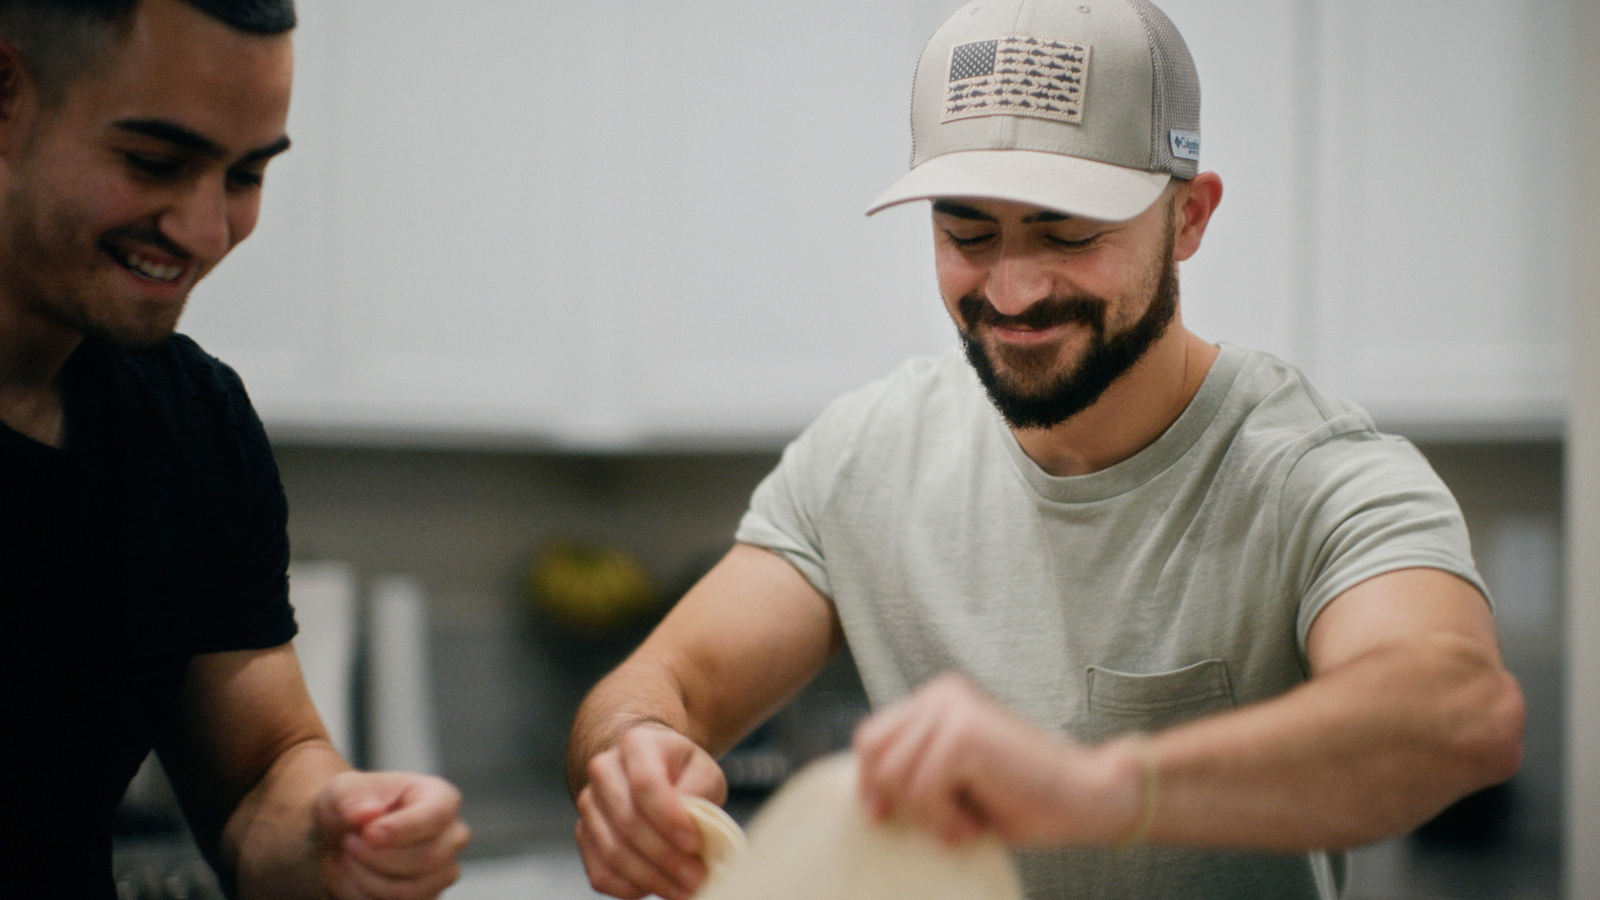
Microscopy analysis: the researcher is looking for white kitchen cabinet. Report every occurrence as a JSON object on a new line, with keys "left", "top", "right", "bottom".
{"left": 1156, "top": 0, "right": 1303, "bottom": 365}
{"left": 181, "top": 0, "right": 1572, "bottom": 449}
{"left": 184, "top": 0, "right": 957, "bottom": 449}
{"left": 1302, "top": 0, "right": 1573, "bottom": 437}
{"left": 1168, "top": 0, "right": 1572, "bottom": 439}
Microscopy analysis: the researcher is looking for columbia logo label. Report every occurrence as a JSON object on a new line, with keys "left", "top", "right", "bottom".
{"left": 1169, "top": 130, "right": 1201, "bottom": 162}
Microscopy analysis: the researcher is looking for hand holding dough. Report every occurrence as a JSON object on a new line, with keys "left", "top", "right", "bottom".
{"left": 682, "top": 795, "right": 747, "bottom": 870}
{"left": 690, "top": 753, "right": 1022, "bottom": 900}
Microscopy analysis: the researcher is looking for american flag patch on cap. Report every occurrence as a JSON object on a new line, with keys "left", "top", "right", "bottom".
{"left": 943, "top": 35, "right": 1089, "bottom": 125}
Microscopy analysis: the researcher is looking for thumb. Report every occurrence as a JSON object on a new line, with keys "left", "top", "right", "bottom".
{"left": 315, "top": 771, "right": 400, "bottom": 843}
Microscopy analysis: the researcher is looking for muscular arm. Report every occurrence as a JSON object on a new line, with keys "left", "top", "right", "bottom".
{"left": 856, "top": 567, "right": 1525, "bottom": 851}
{"left": 157, "top": 645, "right": 344, "bottom": 898}
{"left": 157, "top": 644, "right": 467, "bottom": 900}
{"left": 567, "top": 543, "right": 844, "bottom": 793}
{"left": 567, "top": 543, "right": 842, "bottom": 900}
{"left": 1145, "top": 566, "right": 1524, "bottom": 849}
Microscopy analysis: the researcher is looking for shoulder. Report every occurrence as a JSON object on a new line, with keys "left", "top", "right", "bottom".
{"left": 82, "top": 334, "right": 254, "bottom": 420}
{"left": 1193, "top": 346, "right": 1455, "bottom": 518}
{"left": 805, "top": 349, "right": 984, "bottom": 444}
{"left": 751, "top": 349, "right": 986, "bottom": 507}
{"left": 1224, "top": 346, "right": 1370, "bottom": 436}
{"left": 71, "top": 334, "right": 250, "bottom": 412}
{"left": 72, "top": 335, "right": 271, "bottom": 474}
{"left": 1216, "top": 346, "right": 1394, "bottom": 470}
{"left": 1216, "top": 347, "right": 1459, "bottom": 525}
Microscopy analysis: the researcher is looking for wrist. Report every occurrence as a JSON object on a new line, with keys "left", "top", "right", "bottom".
{"left": 1106, "top": 734, "right": 1159, "bottom": 849}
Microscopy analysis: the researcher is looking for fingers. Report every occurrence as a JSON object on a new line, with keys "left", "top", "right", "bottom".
{"left": 324, "top": 837, "right": 463, "bottom": 900}
{"left": 355, "top": 775, "right": 467, "bottom": 850}
{"left": 854, "top": 691, "right": 939, "bottom": 822}
{"left": 318, "top": 772, "right": 471, "bottom": 900}
{"left": 577, "top": 784, "right": 702, "bottom": 900}
{"left": 855, "top": 674, "right": 991, "bottom": 843}
{"left": 574, "top": 725, "right": 727, "bottom": 900}
{"left": 315, "top": 772, "right": 389, "bottom": 839}
{"left": 855, "top": 673, "right": 1127, "bottom": 848}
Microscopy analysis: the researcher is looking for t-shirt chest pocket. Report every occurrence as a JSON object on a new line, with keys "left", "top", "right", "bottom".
{"left": 1080, "top": 658, "right": 1236, "bottom": 744}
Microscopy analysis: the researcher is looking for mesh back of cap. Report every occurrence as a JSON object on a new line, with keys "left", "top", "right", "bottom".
{"left": 1127, "top": 0, "right": 1200, "bottom": 178}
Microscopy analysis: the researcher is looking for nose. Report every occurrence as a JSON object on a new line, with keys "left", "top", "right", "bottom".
{"left": 983, "top": 245, "right": 1054, "bottom": 316}
{"left": 158, "top": 179, "right": 242, "bottom": 265}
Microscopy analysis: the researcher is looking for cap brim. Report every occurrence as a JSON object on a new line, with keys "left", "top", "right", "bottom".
{"left": 866, "top": 149, "right": 1171, "bottom": 222}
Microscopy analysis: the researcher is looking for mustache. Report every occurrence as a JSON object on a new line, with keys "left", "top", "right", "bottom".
{"left": 100, "top": 225, "right": 192, "bottom": 262}
{"left": 956, "top": 293, "right": 1106, "bottom": 332}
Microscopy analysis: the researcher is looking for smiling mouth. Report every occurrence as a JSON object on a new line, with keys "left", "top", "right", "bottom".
{"left": 108, "top": 245, "right": 187, "bottom": 284}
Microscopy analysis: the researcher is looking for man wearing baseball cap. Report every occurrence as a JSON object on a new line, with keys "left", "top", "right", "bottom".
{"left": 567, "top": 1, "right": 1523, "bottom": 897}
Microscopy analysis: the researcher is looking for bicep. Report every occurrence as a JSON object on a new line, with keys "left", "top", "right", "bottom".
{"left": 1305, "top": 567, "right": 1502, "bottom": 677}
{"left": 156, "top": 644, "right": 336, "bottom": 845}
{"left": 642, "top": 543, "right": 843, "bottom": 756}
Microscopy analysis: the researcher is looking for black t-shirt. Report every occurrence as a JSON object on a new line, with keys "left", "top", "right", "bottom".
{"left": 0, "top": 335, "right": 297, "bottom": 898}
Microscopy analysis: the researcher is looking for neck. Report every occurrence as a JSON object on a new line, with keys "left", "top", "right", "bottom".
{"left": 1011, "top": 324, "right": 1218, "bottom": 477}
{"left": 0, "top": 299, "right": 84, "bottom": 447}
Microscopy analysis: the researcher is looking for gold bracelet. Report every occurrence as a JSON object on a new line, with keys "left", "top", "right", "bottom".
{"left": 1113, "top": 735, "right": 1160, "bottom": 850}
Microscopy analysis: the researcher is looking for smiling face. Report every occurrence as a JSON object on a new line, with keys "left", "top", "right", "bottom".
{"left": 0, "top": 0, "right": 292, "bottom": 349}
{"left": 933, "top": 192, "right": 1183, "bottom": 430}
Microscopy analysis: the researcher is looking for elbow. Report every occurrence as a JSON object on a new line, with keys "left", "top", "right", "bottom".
{"left": 1472, "top": 668, "right": 1526, "bottom": 787}
{"left": 1441, "top": 644, "right": 1525, "bottom": 791}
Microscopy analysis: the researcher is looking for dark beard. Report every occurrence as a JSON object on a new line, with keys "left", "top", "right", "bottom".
{"left": 959, "top": 248, "right": 1180, "bottom": 430}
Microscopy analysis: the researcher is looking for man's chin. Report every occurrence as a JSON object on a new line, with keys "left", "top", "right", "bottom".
{"left": 969, "top": 339, "right": 1077, "bottom": 397}
{"left": 963, "top": 336, "right": 1088, "bottom": 429}
{"left": 81, "top": 314, "right": 185, "bottom": 350}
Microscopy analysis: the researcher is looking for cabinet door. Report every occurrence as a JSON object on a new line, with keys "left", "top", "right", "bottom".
{"left": 184, "top": 0, "right": 959, "bottom": 448}
{"left": 1157, "top": 0, "right": 1303, "bottom": 366}
{"left": 1305, "top": 0, "right": 1572, "bottom": 436}
{"left": 589, "top": 1, "right": 960, "bottom": 446}
{"left": 181, "top": 0, "right": 1572, "bottom": 446}
{"left": 177, "top": 0, "right": 342, "bottom": 421}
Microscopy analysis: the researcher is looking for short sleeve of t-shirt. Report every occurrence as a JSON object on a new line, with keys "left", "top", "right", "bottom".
{"left": 736, "top": 412, "right": 846, "bottom": 601}
{"left": 736, "top": 368, "right": 909, "bottom": 601}
{"left": 1278, "top": 424, "right": 1488, "bottom": 646}
{"left": 194, "top": 355, "right": 296, "bottom": 651}
{"left": 71, "top": 335, "right": 297, "bottom": 653}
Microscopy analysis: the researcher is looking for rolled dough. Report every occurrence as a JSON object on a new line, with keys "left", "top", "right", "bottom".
{"left": 691, "top": 753, "right": 1022, "bottom": 900}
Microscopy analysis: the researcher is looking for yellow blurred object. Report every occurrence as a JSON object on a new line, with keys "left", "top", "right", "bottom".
{"left": 524, "top": 541, "right": 658, "bottom": 640}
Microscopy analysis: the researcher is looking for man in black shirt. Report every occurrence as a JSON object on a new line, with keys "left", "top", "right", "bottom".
{"left": 0, "top": 1, "right": 469, "bottom": 897}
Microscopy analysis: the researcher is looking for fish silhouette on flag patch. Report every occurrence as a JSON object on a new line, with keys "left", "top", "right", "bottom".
{"left": 944, "top": 35, "right": 1090, "bottom": 125}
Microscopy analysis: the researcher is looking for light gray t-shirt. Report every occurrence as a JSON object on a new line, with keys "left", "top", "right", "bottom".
{"left": 736, "top": 344, "right": 1485, "bottom": 900}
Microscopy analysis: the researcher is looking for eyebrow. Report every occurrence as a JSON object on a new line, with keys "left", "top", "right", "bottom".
{"left": 930, "top": 200, "right": 1069, "bottom": 224}
{"left": 114, "top": 118, "right": 292, "bottom": 164}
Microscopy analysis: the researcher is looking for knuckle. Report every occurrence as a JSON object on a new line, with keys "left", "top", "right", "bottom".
{"left": 439, "top": 862, "right": 462, "bottom": 891}
{"left": 587, "top": 751, "right": 615, "bottom": 784}
{"left": 625, "top": 764, "right": 658, "bottom": 797}
{"left": 575, "top": 787, "right": 598, "bottom": 818}
{"left": 583, "top": 857, "right": 644, "bottom": 900}
{"left": 450, "top": 822, "right": 472, "bottom": 854}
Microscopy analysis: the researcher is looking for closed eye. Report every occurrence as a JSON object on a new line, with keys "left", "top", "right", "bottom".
{"left": 943, "top": 229, "right": 996, "bottom": 249}
{"left": 1046, "top": 233, "right": 1100, "bottom": 250}
{"left": 227, "top": 167, "right": 266, "bottom": 189}
{"left": 125, "top": 152, "right": 184, "bottom": 180}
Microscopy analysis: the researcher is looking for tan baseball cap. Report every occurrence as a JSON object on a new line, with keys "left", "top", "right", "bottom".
{"left": 867, "top": 0, "right": 1200, "bottom": 222}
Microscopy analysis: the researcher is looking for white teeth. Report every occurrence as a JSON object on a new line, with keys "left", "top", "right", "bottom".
{"left": 121, "top": 249, "right": 184, "bottom": 283}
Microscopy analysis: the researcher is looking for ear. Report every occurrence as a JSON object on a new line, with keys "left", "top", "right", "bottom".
{"left": 1171, "top": 172, "right": 1223, "bottom": 263}
{"left": 0, "top": 36, "right": 36, "bottom": 158}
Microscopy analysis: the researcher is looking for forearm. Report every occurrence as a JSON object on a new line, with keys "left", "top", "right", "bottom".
{"left": 567, "top": 653, "right": 701, "bottom": 798}
{"left": 1132, "top": 633, "right": 1524, "bottom": 850}
{"left": 219, "top": 737, "right": 351, "bottom": 900}
{"left": 566, "top": 544, "right": 844, "bottom": 798}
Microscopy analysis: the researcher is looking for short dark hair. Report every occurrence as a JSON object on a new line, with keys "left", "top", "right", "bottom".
{"left": 0, "top": 0, "right": 295, "bottom": 106}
